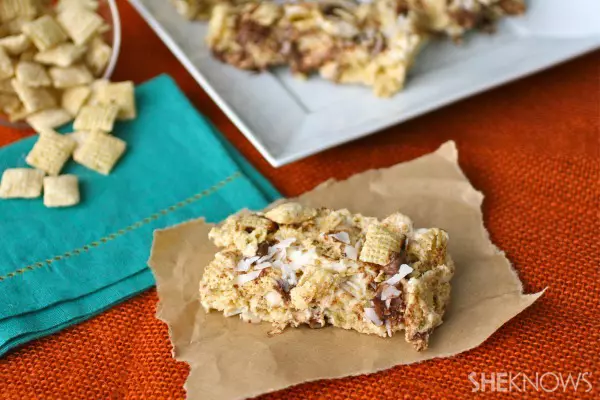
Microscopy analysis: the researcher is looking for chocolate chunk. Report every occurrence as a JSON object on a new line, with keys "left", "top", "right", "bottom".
{"left": 383, "top": 251, "right": 407, "bottom": 275}
{"left": 236, "top": 19, "right": 272, "bottom": 45}
{"left": 256, "top": 241, "right": 270, "bottom": 257}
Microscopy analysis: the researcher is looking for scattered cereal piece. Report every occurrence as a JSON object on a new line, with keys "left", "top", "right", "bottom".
{"left": 73, "top": 130, "right": 126, "bottom": 175}
{"left": 0, "top": 0, "right": 38, "bottom": 23}
{"left": 0, "top": 34, "right": 32, "bottom": 56}
{"left": 73, "top": 104, "right": 118, "bottom": 132}
{"left": 43, "top": 174, "right": 80, "bottom": 207}
{"left": 26, "top": 130, "right": 76, "bottom": 175}
{"left": 0, "top": 168, "right": 44, "bottom": 199}
{"left": 97, "top": 81, "right": 136, "bottom": 120}
{"left": 11, "top": 78, "right": 57, "bottom": 113}
{"left": 34, "top": 43, "right": 86, "bottom": 67}
{"left": 15, "top": 61, "right": 52, "bottom": 87}
{"left": 61, "top": 85, "right": 91, "bottom": 116}
{"left": 57, "top": 7, "right": 103, "bottom": 45}
{"left": 26, "top": 108, "right": 72, "bottom": 131}
{"left": 49, "top": 64, "right": 93, "bottom": 88}
{"left": 22, "top": 15, "right": 68, "bottom": 51}
{"left": 0, "top": 47, "right": 14, "bottom": 80}
{"left": 85, "top": 36, "right": 111, "bottom": 77}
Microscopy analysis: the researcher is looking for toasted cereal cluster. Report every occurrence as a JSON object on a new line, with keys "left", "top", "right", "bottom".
{"left": 200, "top": 202, "right": 455, "bottom": 351}
{"left": 0, "top": 1, "right": 137, "bottom": 207}
{"left": 172, "top": 0, "right": 525, "bottom": 96}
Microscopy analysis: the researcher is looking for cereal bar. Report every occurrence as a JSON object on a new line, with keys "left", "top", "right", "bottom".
{"left": 199, "top": 202, "right": 454, "bottom": 351}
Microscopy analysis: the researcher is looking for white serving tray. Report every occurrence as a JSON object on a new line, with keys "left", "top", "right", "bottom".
{"left": 130, "top": 0, "right": 600, "bottom": 167}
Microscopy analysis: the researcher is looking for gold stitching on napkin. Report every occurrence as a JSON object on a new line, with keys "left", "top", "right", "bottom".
{"left": 0, "top": 172, "right": 242, "bottom": 282}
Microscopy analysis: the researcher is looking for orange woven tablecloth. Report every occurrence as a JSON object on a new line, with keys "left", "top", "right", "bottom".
{"left": 1, "top": 1, "right": 599, "bottom": 398}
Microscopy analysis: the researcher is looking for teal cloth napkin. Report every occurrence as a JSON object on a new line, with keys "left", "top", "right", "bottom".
{"left": 0, "top": 75, "right": 280, "bottom": 356}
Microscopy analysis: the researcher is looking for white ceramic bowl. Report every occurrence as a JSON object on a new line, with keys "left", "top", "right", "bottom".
{"left": 0, "top": 0, "right": 122, "bottom": 129}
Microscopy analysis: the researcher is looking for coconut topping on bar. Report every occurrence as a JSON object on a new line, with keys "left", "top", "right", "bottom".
{"left": 199, "top": 202, "right": 454, "bottom": 351}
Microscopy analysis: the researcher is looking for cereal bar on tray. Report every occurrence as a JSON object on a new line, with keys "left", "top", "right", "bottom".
{"left": 206, "top": 0, "right": 427, "bottom": 97}
{"left": 199, "top": 202, "right": 454, "bottom": 351}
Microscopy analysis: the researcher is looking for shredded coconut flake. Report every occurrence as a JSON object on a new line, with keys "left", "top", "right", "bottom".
{"left": 254, "top": 262, "right": 272, "bottom": 270}
{"left": 385, "top": 298, "right": 392, "bottom": 308}
{"left": 364, "top": 307, "right": 383, "bottom": 326}
{"left": 329, "top": 231, "right": 350, "bottom": 244}
{"left": 344, "top": 244, "right": 358, "bottom": 260}
{"left": 329, "top": 261, "right": 347, "bottom": 272}
{"left": 235, "top": 270, "right": 262, "bottom": 286}
{"left": 385, "top": 264, "right": 413, "bottom": 285}
{"left": 236, "top": 255, "right": 260, "bottom": 271}
{"left": 380, "top": 285, "right": 401, "bottom": 301}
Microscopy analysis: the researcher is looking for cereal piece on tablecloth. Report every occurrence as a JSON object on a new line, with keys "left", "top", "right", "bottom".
{"left": 43, "top": 174, "right": 80, "bottom": 207}
{"left": 11, "top": 78, "right": 56, "bottom": 113}
{"left": 22, "top": 15, "right": 68, "bottom": 51}
{"left": 26, "top": 130, "right": 76, "bottom": 175}
{"left": 73, "top": 103, "right": 118, "bottom": 132}
{"left": 96, "top": 81, "right": 136, "bottom": 120}
{"left": 57, "top": 7, "right": 103, "bottom": 45}
{"left": 15, "top": 61, "right": 52, "bottom": 87}
{"left": 34, "top": 43, "right": 86, "bottom": 67}
{"left": 0, "top": 168, "right": 44, "bottom": 199}
{"left": 26, "top": 108, "right": 72, "bottom": 131}
{"left": 49, "top": 64, "right": 93, "bottom": 88}
{"left": 73, "top": 130, "right": 126, "bottom": 175}
{"left": 61, "top": 85, "right": 91, "bottom": 116}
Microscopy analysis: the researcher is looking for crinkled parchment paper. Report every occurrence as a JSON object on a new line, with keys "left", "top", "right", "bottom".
{"left": 148, "top": 141, "right": 544, "bottom": 400}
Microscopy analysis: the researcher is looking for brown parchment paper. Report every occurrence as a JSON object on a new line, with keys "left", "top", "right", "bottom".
{"left": 148, "top": 141, "right": 544, "bottom": 400}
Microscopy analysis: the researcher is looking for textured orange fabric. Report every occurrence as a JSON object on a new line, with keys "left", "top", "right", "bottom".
{"left": 1, "top": 1, "right": 599, "bottom": 398}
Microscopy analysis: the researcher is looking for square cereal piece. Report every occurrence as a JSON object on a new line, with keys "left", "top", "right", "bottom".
{"left": 85, "top": 36, "right": 111, "bottom": 76}
{"left": 15, "top": 61, "right": 51, "bottom": 87}
{"left": 57, "top": 0, "right": 100, "bottom": 12}
{"left": 22, "top": 15, "right": 68, "bottom": 51}
{"left": 0, "top": 168, "right": 44, "bottom": 199}
{"left": 26, "top": 108, "right": 72, "bottom": 131}
{"left": 11, "top": 78, "right": 57, "bottom": 113}
{"left": 62, "top": 85, "right": 91, "bottom": 116}
{"left": 0, "top": 0, "right": 38, "bottom": 23}
{"left": 0, "top": 34, "right": 32, "bottom": 56}
{"left": 4, "top": 17, "right": 34, "bottom": 36}
{"left": 57, "top": 7, "right": 103, "bottom": 45}
{"left": 0, "top": 47, "right": 14, "bottom": 80}
{"left": 73, "top": 131, "right": 125, "bottom": 175}
{"left": 34, "top": 43, "right": 86, "bottom": 67}
{"left": 73, "top": 104, "right": 118, "bottom": 132}
{"left": 49, "top": 64, "right": 93, "bottom": 89}
{"left": 26, "top": 130, "right": 76, "bottom": 175}
{"left": 43, "top": 174, "right": 80, "bottom": 207}
{"left": 97, "top": 81, "right": 136, "bottom": 120}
